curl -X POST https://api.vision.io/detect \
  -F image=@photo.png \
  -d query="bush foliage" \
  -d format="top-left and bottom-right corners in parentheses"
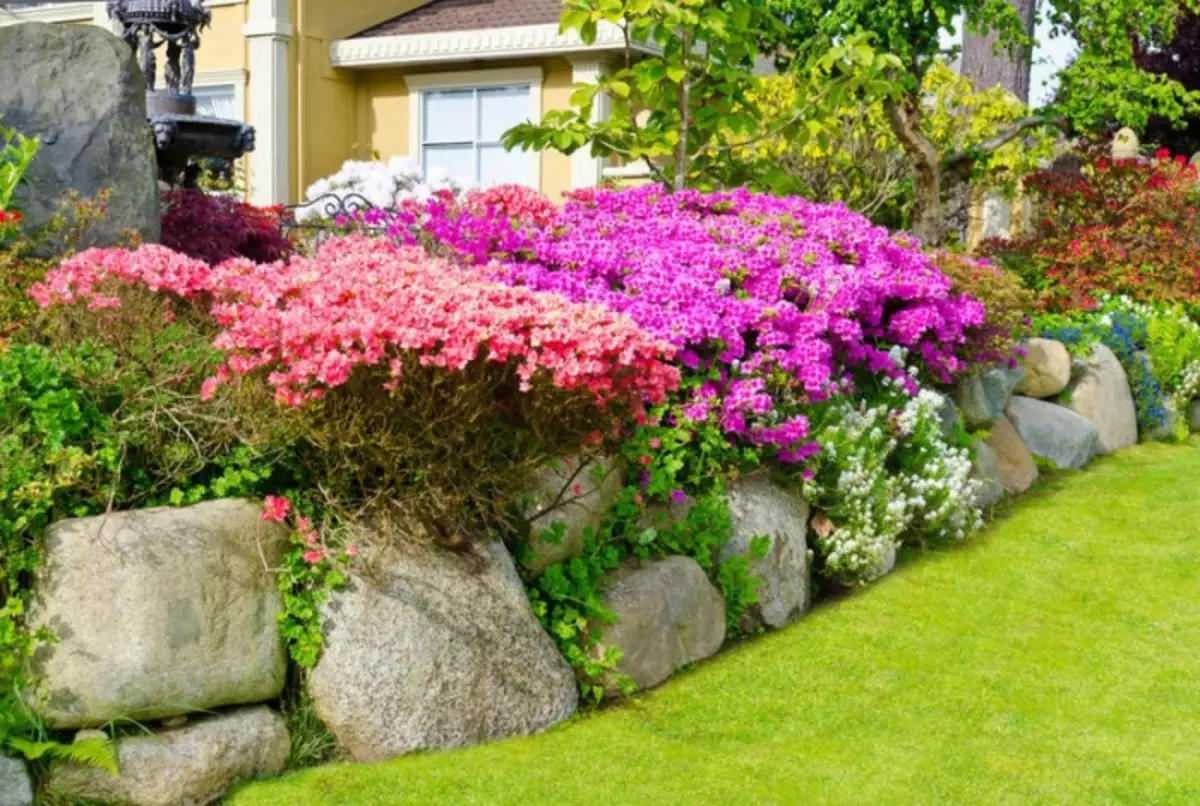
top-left (984, 147), bottom-right (1200, 312)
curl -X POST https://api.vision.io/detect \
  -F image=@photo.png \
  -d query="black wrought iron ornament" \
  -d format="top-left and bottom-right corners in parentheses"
top-left (107, 0), bottom-right (212, 96)
top-left (108, 0), bottom-right (255, 189)
top-left (279, 192), bottom-right (383, 249)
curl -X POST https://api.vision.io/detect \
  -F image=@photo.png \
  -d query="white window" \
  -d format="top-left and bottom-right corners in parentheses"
top-left (188, 69), bottom-right (247, 122)
top-left (192, 84), bottom-right (239, 121)
top-left (407, 68), bottom-right (543, 190)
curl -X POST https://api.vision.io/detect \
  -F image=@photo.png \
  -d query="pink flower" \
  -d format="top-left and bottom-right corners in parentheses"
top-left (345, 543), bottom-right (360, 557)
top-left (261, 495), bottom-right (291, 523)
top-left (302, 550), bottom-right (324, 565)
top-left (571, 484), bottom-right (584, 496)
top-left (649, 437), bottom-right (662, 449)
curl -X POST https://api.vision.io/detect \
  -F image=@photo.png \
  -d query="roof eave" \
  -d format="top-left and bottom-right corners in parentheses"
top-left (329, 21), bottom-right (660, 69)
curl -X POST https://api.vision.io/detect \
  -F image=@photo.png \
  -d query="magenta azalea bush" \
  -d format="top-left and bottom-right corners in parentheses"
top-left (373, 185), bottom-right (988, 462)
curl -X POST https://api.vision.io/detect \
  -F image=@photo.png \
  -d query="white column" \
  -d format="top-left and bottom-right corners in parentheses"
top-left (91, 2), bottom-right (122, 34)
top-left (569, 60), bottom-right (611, 190)
top-left (243, 0), bottom-right (292, 205)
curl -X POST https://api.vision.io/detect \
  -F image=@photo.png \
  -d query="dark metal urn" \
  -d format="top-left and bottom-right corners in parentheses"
top-left (108, 0), bottom-right (255, 187)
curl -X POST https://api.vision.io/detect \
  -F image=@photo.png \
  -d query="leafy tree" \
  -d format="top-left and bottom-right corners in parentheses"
top-left (1133, 9), bottom-right (1200, 156)
top-left (766, 0), bottom-right (1200, 244)
top-left (502, 0), bottom-right (899, 192)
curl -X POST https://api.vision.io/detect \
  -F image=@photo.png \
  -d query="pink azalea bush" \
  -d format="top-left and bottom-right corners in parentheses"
top-left (202, 235), bottom-right (678, 408)
top-left (33, 235), bottom-right (680, 546)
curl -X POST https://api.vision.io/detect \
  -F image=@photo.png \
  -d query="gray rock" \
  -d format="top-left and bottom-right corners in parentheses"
top-left (987, 415), bottom-right (1039, 494)
top-left (1066, 344), bottom-right (1138, 453)
top-left (309, 535), bottom-right (577, 763)
top-left (956, 365), bottom-right (1025, 429)
top-left (720, 472), bottom-right (809, 630)
top-left (47, 706), bottom-right (288, 806)
top-left (929, 391), bottom-right (962, 441)
top-left (971, 441), bottom-right (1006, 508)
top-left (1191, 400), bottom-right (1200, 432)
top-left (1006, 396), bottom-right (1100, 470)
top-left (522, 455), bottom-right (622, 575)
top-left (594, 556), bottom-right (725, 694)
top-left (1016, 338), bottom-right (1072, 399)
top-left (0, 23), bottom-right (159, 246)
top-left (0, 756), bottom-right (32, 806)
top-left (28, 500), bottom-right (289, 729)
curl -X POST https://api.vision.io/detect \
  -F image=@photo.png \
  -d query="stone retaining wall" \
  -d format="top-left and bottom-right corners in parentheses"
top-left (15, 337), bottom-right (1198, 804)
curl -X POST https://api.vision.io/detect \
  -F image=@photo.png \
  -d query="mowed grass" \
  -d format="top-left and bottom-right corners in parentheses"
top-left (229, 440), bottom-right (1200, 806)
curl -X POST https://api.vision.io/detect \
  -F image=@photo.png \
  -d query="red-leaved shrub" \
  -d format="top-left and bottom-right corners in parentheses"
top-left (161, 188), bottom-right (292, 266)
top-left (982, 147), bottom-right (1200, 312)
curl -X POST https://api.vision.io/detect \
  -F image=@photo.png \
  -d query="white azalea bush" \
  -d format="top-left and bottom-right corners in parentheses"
top-left (800, 370), bottom-right (981, 585)
top-left (297, 156), bottom-right (465, 222)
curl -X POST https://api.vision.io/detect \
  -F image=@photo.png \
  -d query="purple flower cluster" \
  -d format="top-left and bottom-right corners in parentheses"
top-left (365, 185), bottom-right (987, 460)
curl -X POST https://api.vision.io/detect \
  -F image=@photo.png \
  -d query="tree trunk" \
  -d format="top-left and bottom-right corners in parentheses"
top-left (885, 98), bottom-right (943, 246)
top-left (961, 0), bottom-right (1037, 103)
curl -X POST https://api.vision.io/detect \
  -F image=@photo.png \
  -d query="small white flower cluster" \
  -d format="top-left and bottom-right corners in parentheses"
top-left (803, 381), bottom-right (982, 585)
top-left (1169, 360), bottom-right (1200, 422)
top-left (297, 156), bottom-right (465, 222)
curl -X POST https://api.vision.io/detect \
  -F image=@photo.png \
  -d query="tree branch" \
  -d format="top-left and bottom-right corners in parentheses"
top-left (943, 114), bottom-right (1065, 172)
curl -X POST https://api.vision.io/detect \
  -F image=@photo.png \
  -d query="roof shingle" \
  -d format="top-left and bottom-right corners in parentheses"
top-left (354, 0), bottom-right (565, 39)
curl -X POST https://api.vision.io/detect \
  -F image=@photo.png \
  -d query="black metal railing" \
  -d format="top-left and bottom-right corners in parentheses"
top-left (278, 192), bottom-right (382, 251)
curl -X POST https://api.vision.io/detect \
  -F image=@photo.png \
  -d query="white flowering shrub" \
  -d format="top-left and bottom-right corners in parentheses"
top-left (297, 156), bottom-right (464, 222)
top-left (801, 371), bottom-right (982, 585)
top-left (1169, 360), bottom-right (1200, 424)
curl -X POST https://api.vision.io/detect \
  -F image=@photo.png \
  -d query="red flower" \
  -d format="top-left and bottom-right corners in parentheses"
top-left (261, 495), bottom-right (292, 523)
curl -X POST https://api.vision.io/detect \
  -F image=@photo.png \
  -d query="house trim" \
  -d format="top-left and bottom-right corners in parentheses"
top-left (405, 66), bottom-right (544, 191)
top-left (569, 58), bottom-right (611, 190)
top-left (330, 22), bottom-right (657, 69)
top-left (243, 0), bottom-right (291, 205)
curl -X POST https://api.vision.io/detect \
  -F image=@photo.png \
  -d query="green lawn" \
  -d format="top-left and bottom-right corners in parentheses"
top-left (229, 440), bottom-right (1200, 806)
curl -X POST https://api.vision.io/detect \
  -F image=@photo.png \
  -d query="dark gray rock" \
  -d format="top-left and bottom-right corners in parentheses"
top-left (1006, 396), bottom-right (1100, 470)
top-left (28, 500), bottom-right (289, 729)
top-left (1191, 400), bottom-right (1200, 432)
top-left (594, 556), bottom-right (725, 694)
top-left (47, 706), bottom-right (288, 806)
top-left (0, 23), bottom-right (159, 246)
top-left (0, 756), bottom-right (32, 806)
top-left (956, 365), bottom-right (1025, 429)
top-left (720, 472), bottom-right (810, 630)
top-left (309, 535), bottom-right (577, 762)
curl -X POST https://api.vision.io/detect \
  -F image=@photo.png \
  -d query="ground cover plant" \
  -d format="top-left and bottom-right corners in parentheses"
top-left (228, 440), bottom-right (1200, 805)
top-left (1035, 296), bottom-right (1200, 438)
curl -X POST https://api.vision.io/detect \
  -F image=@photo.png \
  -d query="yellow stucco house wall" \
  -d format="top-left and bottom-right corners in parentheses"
top-left (3, 0), bottom-right (651, 206)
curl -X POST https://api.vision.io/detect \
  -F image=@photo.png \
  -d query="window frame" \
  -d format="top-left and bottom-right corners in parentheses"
top-left (405, 67), bottom-right (543, 190)
top-left (191, 68), bottom-right (247, 122)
